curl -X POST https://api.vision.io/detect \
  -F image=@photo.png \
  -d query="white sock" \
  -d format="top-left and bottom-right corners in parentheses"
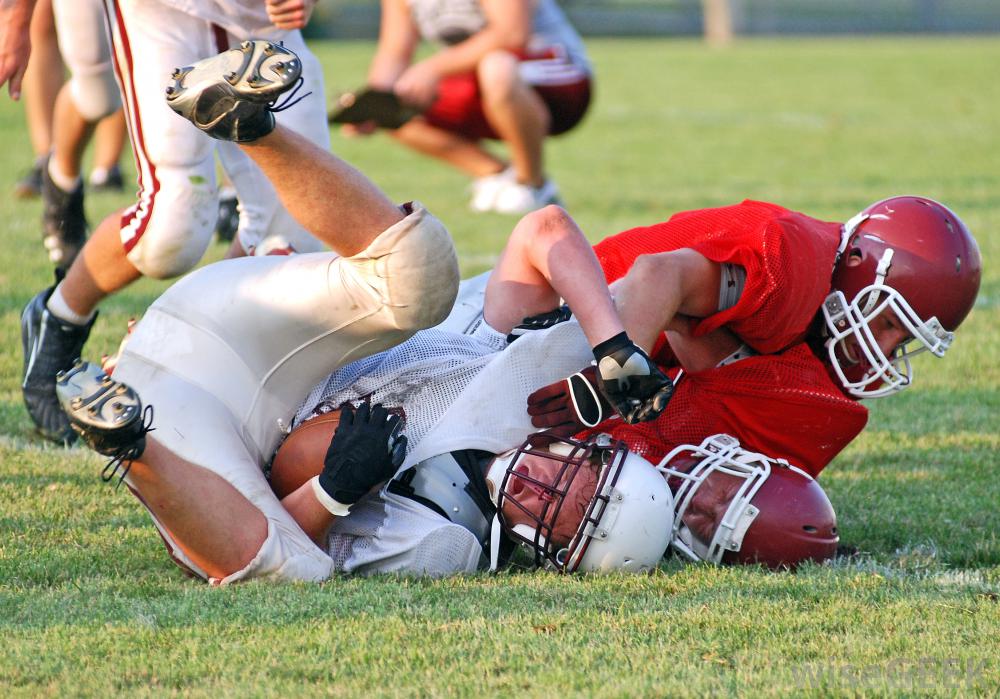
top-left (89, 167), bottom-right (110, 185)
top-left (47, 158), bottom-right (82, 193)
top-left (46, 283), bottom-right (95, 326)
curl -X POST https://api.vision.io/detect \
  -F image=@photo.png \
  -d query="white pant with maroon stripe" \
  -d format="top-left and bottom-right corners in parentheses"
top-left (102, 0), bottom-right (330, 277)
top-left (113, 205), bottom-right (460, 584)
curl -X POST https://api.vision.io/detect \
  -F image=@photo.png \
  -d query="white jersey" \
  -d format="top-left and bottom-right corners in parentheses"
top-left (295, 298), bottom-right (595, 576)
top-left (407, 0), bottom-right (591, 74)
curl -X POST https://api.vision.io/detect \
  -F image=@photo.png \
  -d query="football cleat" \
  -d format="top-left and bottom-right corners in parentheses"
top-left (14, 160), bottom-right (44, 199)
top-left (492, 178), bottom-right (561, 215)
top-left (165, 40), bottom-right (307, 142)
top-left (215, 189), bottom-right (240, 242)
top-left (41, 158), bottom-right (89, 271)
top-left (21, 284), bottom-right (96, 444)
top-left (56, 360), bottom-right (153, 484)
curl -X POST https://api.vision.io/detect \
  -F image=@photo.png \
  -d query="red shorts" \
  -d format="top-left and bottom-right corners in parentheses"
top-left (422, 49), bottom-right (592, 141)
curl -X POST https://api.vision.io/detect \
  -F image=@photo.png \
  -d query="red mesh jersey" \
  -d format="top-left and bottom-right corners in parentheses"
top-left (580, 344), bottom-right (868, 477)
top-left (593, 200), bottom-right (843, 354)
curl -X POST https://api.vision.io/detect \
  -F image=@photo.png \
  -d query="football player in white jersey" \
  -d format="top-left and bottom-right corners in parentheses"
top-left (348, 0), bottom-right (592, 214)
top-left (20, 0), bottom-right (331, 446)
top-left (54, 42), bottom-right (672, 584)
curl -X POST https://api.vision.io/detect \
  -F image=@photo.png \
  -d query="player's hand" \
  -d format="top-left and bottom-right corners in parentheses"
top-left (393, 62), bottom-right (440, 109)
top-left (526, 366), bottom-right (612, 437)
top-left (317, 403), bottom-right (407, 513)
top-left (0, 0), bottom-right (34, 99)
top-left (266, 0), bottom-right (315, 29)
top-left (506, 305), bottom-right (572, 344)
top-left (593, 333), bottom-right (674, 424)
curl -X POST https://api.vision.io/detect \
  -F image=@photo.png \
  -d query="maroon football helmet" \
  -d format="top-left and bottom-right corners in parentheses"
top-left (658, 435), bottom-right (839, 569)
top-left (823, 196), bottom-right (982, 397)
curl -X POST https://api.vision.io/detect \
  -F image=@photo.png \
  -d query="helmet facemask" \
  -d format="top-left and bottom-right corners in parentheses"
top-left (490, 434), bottom-right (622, 573)
top-left (488, 434), bottom-right (673, 574)
top-left (822, 284), bottom-right (952, 398)
top-left (659, 434), bottom-right (773, 564)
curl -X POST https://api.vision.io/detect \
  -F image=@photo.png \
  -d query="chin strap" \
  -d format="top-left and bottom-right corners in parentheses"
top-left (485, 453), bottom-right (514, 572)
top-left (488, 515), bottom-right (503, 572)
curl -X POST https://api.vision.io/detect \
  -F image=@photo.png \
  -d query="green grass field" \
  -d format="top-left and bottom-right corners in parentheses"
top-left (1, 37), bottom-right (999, 696)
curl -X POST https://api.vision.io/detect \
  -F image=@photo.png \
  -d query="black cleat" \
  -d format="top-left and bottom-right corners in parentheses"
top-left (215, 191), bottom-right (240, 242)
top-left (166, 40), bottom-right (307, 143)
top-left (14, 161), bottom-right (43, 199)
top-left (21, 284), bottom-right (96, 444)
top-left (41, 158), bottom-right (89, 271)
top-left (56, 360), bottom-right (152, 484)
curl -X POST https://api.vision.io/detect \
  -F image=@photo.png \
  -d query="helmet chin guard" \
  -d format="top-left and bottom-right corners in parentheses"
top-left (488, 434), bottom-right (673, 574)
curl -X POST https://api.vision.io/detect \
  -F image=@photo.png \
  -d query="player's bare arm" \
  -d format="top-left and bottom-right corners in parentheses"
top-left (369, 0), bottom-right (420, 90)
top-left (611, 248), bottom-right (725, 353)
top-left (486, 205), bottom-right (673, 424)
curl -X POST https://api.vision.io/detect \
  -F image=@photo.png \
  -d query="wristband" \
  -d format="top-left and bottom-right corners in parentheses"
top-left (310, 475), bottom-right (352, 517)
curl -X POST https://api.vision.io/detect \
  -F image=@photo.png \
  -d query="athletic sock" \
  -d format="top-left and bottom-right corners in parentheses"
top-left (46, 283), bottom-right (96, 326)
top-left (47, 158), bottom-right (82, 193)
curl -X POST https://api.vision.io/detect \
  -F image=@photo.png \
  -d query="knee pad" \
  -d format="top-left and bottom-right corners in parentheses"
top-left (124, 165), bottom-right (217, 279)
top-left (68, 69), bottom-right (122, 122)
top-left (362, 205), bottom-right (460, 332)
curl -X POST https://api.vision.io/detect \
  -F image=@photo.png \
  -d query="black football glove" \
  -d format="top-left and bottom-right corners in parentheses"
top-left (506, 304), bottom-right (572, 344)
top-left (317, 402), bottom-right (407, 514)
top-left (526, 366), bottom-right (613, 437)
top-left (592, 332), bottom-right (674, 424)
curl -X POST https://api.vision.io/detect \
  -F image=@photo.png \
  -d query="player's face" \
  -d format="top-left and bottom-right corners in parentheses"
top-left (839, 307), bottom-right (912, 367)
top-left (500, 452), bottom-right (600, 548)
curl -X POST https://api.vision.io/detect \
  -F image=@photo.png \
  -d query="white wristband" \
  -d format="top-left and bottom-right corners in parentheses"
top-left (310, 475), bottom-right (352, 517)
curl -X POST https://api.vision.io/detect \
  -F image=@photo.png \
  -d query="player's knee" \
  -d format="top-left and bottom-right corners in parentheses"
top-left (380, 208), bottom-right (460, 331)
top-left (125, 174), bottom-right (217, 279)
top-left (477, 51), bottom-right (521, 100)
top-left (514, 204), bottom-right (574, 248)
top-left (68, 72), bottom-right (121, 121)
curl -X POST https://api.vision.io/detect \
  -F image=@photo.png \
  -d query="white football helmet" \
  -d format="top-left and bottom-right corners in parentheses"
top-left (486, 434), bottom-right (674, 574)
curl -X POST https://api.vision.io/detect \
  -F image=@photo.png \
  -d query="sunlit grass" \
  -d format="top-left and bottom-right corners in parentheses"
top-left (1, 36), bottom-right (998, 695)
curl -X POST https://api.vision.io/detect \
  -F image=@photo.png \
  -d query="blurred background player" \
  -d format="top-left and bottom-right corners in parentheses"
top-left (41, 0), bottom-right (127, 270)
top-left (9, 0), bottom-right (126, 201)
top-left (347, 0), bottom-right (592, 214)
top-left (19, 0), bottom-right (331, 444)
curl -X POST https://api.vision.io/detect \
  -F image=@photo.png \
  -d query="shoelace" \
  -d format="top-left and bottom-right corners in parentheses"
top-left (102, 405), bottom-right (155, 488)
top-left (267, 77), bottom-right (311, 114)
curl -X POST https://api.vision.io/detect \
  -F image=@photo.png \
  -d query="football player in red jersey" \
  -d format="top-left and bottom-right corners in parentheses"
top-left (526, 196), bottom-right (982, 476)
